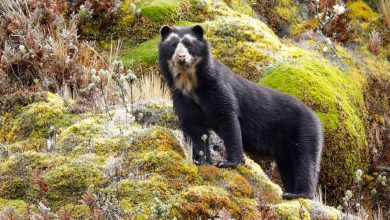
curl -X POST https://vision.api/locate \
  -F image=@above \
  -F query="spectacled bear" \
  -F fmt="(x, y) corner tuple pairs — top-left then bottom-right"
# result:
(158, 25), (323, 200)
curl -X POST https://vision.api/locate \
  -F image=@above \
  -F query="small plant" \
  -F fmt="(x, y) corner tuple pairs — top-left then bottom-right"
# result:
(103, 155), (124, 182)
(111, 60), (137, 113)
(151, 191), (172, 218)
(32, 168), (49, 197)
(368, 30), (381, 56)
(355, 169), (364, 218)
(342, 189), (353, 215)
(81, 188), (104, 220)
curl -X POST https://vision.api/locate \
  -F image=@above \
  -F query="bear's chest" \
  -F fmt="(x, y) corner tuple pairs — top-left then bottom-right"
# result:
(173, 72), (199, 103)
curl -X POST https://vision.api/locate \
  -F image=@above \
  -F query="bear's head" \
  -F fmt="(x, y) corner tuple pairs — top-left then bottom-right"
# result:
(158, 25), (210, 78)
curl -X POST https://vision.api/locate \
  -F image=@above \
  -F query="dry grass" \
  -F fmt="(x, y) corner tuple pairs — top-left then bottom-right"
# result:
(368, 30), (381, 56)
(380, 0), (390, 29)
(127, 73), (170, 102)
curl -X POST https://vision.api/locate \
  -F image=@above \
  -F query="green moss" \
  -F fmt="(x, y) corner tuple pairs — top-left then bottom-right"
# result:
(140, 0), (183, 22)
(260, 55), (368, 198)
(251, 0), (301, 35)
(0, 198), (28, 213)
(222, 0), (256, 17)
(0, 93), (71, 143)
(132, 101), (178, 128)
(173, 185), (234, 218)
(129, 126), (185, 157)
(0, 91), (47, 116)
(347, 0), (380, 22)
(241, 158), (283, 203)
(272, 199), (341, 220)
(272, 200), (311, 220)
(0, 151), (66, 199)
(45, 155), (104, 205)
(134, 150), (198, 183)
(223, 172), (253, 197)
(121, 36), (159, 66)
(174, 185), (258, 219)
(117, 175), (176, 218)
(205, 15), (282, 81)
(57, 117), (104, 154)
(62, 204), (90, 219)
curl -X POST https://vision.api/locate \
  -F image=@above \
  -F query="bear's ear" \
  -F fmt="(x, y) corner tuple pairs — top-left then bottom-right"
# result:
(192, 25), (204, 38)
(160, 25), (172, 39)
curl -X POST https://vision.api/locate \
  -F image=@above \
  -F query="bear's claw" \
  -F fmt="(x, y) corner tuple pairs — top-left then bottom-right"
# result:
(282, 192), (312, 200)
(216, 160), (240, 168)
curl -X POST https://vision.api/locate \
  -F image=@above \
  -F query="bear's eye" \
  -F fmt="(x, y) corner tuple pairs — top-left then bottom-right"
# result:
(170, 41), (178, 49)
(183, 41), (192, 49)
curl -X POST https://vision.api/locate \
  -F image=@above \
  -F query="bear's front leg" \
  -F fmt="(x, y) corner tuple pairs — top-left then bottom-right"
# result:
(172, 92), (211, 165)
(215, 115), (244, 168)
(181, 122), (211, 165)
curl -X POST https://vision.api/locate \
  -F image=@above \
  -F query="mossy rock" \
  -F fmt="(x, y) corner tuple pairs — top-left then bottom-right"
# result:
(347, 0), (380, 22)
(45, 155), (105, 205)
(0, 93), (72, 143)
(140, 0), (185, 22)
(251, 0), (301, 36)
(173, 185), (258, 219)
(260, 55), (368, 199)
(131, 100), (178, 128)
(57, 117), (104, 154)
(133, 150), (198, 184)
(0, 198), (28, 214)
(128, 126), (185, 157)
(0, 151), (66, 199)
(272, 199), (341, 220)
(117, 175), (174, 217)
(205, 15), (282, 81)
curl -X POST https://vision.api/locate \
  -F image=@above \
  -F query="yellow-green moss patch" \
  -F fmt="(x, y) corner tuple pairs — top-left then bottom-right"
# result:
(260, 55), (368, 198)
(45, 155), (104, 205)
(0, 198), (28, 214)
(205, 15), (282, 80)
(129, 126), (185, 157)
(140, 0), (186, 22)
(121, 36), (159, 67)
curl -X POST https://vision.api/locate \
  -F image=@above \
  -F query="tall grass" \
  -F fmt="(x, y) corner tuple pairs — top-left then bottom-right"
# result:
(128, 73), (170, 101)
(379, 0), (390, 29)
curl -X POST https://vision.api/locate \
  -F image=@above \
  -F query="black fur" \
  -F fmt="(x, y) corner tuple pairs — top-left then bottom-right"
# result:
(158, 25), (323, 199)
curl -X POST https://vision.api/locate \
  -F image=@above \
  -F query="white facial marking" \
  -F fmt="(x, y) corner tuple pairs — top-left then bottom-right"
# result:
(163, 33), (179, 42)
(183, 34), (197, 42)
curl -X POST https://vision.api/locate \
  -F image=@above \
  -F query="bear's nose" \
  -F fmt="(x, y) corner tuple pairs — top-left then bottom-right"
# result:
(177, 53), (187, 62)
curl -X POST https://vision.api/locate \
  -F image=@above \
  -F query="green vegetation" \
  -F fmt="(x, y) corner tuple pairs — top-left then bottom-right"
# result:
(1, 0), (389, 218)
(140, 0), (184, 22)
(121, 36), (160, 66)
(261, 56), (369, 197)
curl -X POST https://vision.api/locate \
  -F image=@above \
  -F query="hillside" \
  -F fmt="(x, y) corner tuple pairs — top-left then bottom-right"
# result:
(0, 0), (389, 219)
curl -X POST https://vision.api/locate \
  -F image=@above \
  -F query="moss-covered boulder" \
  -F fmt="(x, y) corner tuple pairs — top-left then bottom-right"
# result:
(0, 93), (71, 144)
(45, 155), (105, 205)
(128, 126), (184, 157)
(131, 100), (178, 128)
(140, 0), (187, 22)
(205, 15), (282, 81)
(57, 117), (104, 154)
(272, 199), (341, 220)
(0, 151), (65, 199)
(260, 55), (368, 199)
